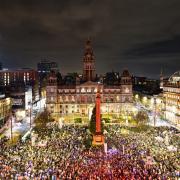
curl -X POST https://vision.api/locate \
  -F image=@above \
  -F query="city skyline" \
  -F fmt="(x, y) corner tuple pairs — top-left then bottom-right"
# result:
(0, 1), (179, 178)
(0, 0), (180, 78)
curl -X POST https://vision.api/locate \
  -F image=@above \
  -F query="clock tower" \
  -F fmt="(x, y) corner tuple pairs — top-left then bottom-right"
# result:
(83, 39), (96, 82)
(121, 69), (133, 103)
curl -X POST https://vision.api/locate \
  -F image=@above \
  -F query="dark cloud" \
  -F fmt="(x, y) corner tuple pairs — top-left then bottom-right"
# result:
(124, 35), (180, 57)
(0, 0), (180, 78)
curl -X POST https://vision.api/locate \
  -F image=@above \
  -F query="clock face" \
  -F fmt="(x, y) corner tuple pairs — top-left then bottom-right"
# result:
(125, 88), (129, 93)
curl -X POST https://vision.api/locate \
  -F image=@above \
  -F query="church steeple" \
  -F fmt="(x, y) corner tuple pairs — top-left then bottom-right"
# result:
(83, 38), (96, 81)
(160, 68), (163, 89)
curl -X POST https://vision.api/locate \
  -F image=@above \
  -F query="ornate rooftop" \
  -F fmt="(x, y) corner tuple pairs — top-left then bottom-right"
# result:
(169, 71), (180, 83)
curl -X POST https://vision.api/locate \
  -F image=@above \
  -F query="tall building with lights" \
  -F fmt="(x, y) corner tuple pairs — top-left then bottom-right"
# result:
(0, 68), (37, 87)
(37, 60), (58, 74)
(0, 95), (11, 128)
(82, 39), (96, 81)
(0, 68), (39, 110)
(46, 40), (133, 118)
(37, 60), (58, 99)
(163, 71), (180, 126)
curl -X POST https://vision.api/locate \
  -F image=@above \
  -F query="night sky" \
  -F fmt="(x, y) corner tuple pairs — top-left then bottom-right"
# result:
(0, 0), (180, 78)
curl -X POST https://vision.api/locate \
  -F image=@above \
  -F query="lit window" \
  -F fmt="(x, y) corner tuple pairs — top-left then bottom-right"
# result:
(65, 89), (69, 93)
(87, 88), (91, 93)
(72, 96), (75, 101)
(81, 88), (86, 93)
(117, 96), (119, 101)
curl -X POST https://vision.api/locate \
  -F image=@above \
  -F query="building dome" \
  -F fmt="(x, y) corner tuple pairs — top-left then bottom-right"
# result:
(168, 71), (180, 83)
(121, 69), (131, 77)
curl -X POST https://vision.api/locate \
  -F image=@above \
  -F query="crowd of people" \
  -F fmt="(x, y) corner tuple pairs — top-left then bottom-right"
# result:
(0, 125), (179, 179)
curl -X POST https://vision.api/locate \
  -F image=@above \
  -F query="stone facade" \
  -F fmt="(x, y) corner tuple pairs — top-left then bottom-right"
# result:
(163, 71), (180, 126)
(46, 40), (133, 117)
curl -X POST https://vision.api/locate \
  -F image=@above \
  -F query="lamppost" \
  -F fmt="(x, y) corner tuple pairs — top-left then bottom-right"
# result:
(175, 100), (180, 125)
(28, 101), (33, 129)
(135, 94), (139, 105)
(10, 111), (15, 141)
(117, 104), (120, 119)
(126, 110), (129, 126)
(162, 96), (166, 120)
(2, 102), (4, 125)
(30, 106), (32, 129)
(106, 99), (110, 119)
(10, 114), (13, 141)
(72, 105), (75, 124)
(153, 95), (157, 127)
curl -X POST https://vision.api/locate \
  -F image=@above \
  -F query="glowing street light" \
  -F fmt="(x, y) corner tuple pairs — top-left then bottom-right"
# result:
(153, 95), (157, 126)
(135, 94), (139, 99)
(132, 107), (137, 115)
(143, 96), (147, 104)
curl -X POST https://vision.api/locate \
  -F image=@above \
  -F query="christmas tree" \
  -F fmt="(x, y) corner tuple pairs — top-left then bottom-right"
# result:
(89, 106), (104, 134)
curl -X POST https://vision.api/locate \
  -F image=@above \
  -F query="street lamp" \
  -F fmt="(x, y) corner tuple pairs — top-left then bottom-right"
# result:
(10, 114), (13, 141)
(153, 95), (157, 127)
(10, 111), (15, 141)
(135, 94), (139, 101)
(126, 110), (129, 126)
(28, 101), (33, 129)
(143, 96), (147, 106)
(162, 96), (166, 120)
(107, 103), (110, 119)
(117, 104), (120, 119)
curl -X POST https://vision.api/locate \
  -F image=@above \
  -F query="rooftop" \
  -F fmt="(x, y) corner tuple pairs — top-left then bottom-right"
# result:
(169, 71), (180, 83)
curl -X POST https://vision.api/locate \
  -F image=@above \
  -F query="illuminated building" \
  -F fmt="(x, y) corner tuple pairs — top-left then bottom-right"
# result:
(163, 71), (180, 126)
(82, 39), (96, 81)
(46, 40), (133, 118)
(0, 68), (37, 86)
(37, 60), (58, 84)
(37, 60), (58, 99)
(37, 60), (58, 74)
(0, 68), (39, 108)
(0, 95), (12, 128)
(133, 76), (161, 95)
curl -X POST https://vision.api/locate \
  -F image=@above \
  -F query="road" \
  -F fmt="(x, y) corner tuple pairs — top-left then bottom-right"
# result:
(4, 111), (36, 138)
(135, 102), (177, 128)
(3, 98), (46, 138)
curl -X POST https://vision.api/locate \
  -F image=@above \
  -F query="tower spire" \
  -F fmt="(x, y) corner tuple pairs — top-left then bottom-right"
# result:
(82, 38), (96, 81)
(160, 68), (163, 89)
(160, 68), (163, 76)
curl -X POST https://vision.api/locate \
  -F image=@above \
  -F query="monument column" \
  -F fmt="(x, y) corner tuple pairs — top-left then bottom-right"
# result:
(96, 90), (101, 133)
(92, 85), (104, 145)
